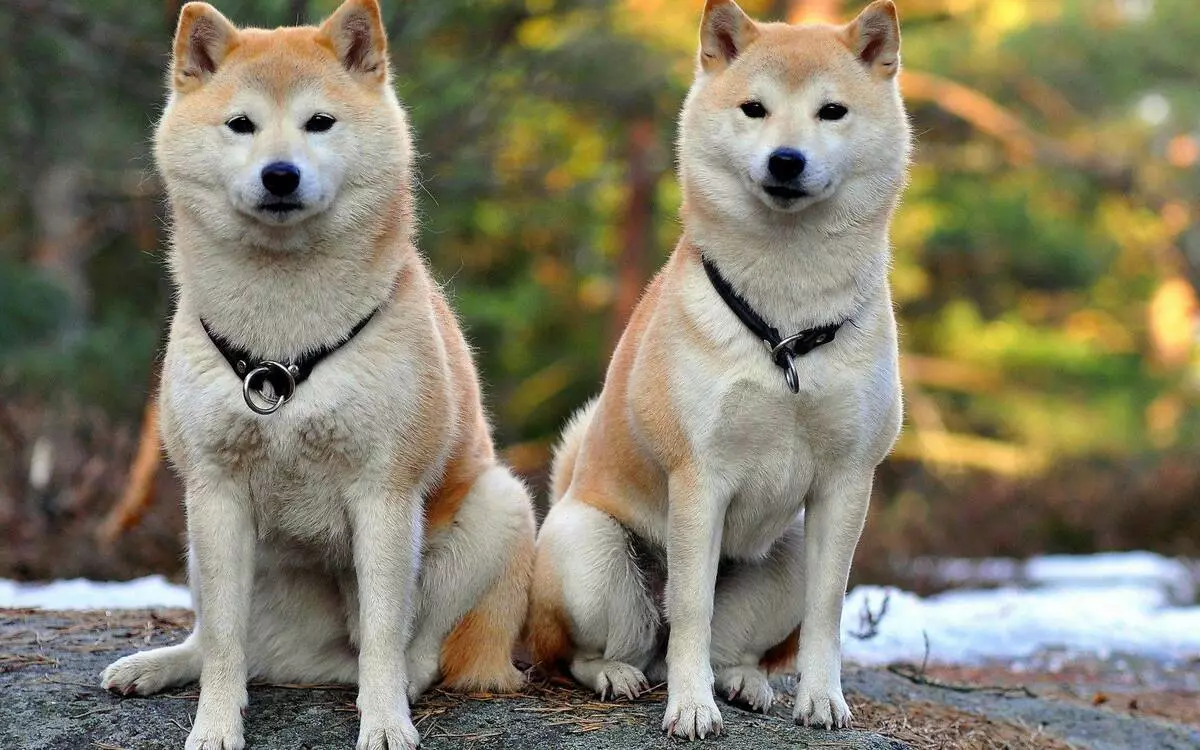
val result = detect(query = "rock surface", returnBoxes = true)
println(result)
[2,609,1197,750]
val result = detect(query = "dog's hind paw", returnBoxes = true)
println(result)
[716,665,774,712]
[404,650,440,703]
[597,661,649,701]
[571,657,649,701]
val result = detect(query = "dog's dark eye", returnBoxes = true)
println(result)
[818,103,849,121]
[225,115,256,134]
[305,114,337,133]
[740,101,768,119]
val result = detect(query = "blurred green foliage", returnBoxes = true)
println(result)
[1,0,1198,479]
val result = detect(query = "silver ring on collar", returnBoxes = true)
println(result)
[242,361,297,415]
[782,356,799,393]
[763,339,801,394]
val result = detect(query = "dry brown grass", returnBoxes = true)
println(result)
[412,673,666,736]
[850,696,1079,750]
[0,651,59,672]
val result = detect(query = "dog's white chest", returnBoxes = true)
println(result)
[247,413,364,554]
[163,350,393,564]
[676,341,890,559]
[708,381,820,557]
[228,408,367,556]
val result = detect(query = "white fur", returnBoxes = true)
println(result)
[101,4,533,749]
[536,0,909,739]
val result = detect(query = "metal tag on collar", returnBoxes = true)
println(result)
[242,361,299,415]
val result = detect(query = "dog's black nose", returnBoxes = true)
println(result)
[261,162,301,197]
[767,149,807,182]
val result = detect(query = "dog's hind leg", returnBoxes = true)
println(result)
[403,465,536,701]
[243,555,358,685]
[537,496,660,700]
[709,518,805,713]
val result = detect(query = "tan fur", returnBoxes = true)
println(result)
[759,625,801,675]
[100,3,535,749]
[525,548,572,668]
[530,0,909,739]
[440,527,533,692]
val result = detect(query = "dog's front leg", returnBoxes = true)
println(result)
[349,482,422,750]
[662,470,726,740]
[793,469,872,729]
[185,475,255,750]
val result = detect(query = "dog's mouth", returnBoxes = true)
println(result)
[762,184,809,202]
[254,201,309,225]
[258,201,305,215]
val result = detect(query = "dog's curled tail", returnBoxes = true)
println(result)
[548,396,598,504]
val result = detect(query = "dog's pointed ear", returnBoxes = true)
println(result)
[171,2,238,91]
[846,0,901,78]
[699,0,759,74]
[319,0,389,82]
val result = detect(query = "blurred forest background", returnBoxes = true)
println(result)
[1,0,1198,587]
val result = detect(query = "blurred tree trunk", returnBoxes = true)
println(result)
[609,119,657,348]
[163,0,181,31]
[32,165,90,343]
[289,0,309,24]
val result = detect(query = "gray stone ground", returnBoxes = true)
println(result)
[2,609,1197,750]
[844,667,1200,750]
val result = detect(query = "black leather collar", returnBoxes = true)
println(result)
[701,256,843,393]
[201,308,380,414]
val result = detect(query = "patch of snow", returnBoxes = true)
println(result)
[0,575,191,611]
[901,550,1196,604]
[842,582,1200,666]
[1026,551,1195,603]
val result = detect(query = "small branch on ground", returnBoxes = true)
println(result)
[920,630,930,678]
[850,589,891,640]
[886,662,1038,699]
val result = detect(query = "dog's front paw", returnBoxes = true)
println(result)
[662,686,723,740]
[792,676,851,729]
[102,650,198,696]
[356,713,420,750]
[185,714,245,750]
[102,653,171,696]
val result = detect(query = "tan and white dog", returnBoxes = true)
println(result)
[527,0,909,740]
[99,2,536,748]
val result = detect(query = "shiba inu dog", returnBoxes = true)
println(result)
[99,2,536,748]
[526,0,909,740]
